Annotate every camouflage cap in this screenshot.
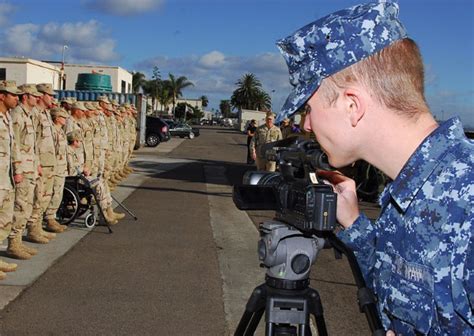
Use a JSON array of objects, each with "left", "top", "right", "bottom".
[
  {"left": 50, "top": 107, "right": 69, "bottom": 119},
  {"left": 18, "top": 84, "right": 43, "bottom": 97},
  {"left": 67, "top": 130, "right": 81, "bottom": 143},
  {"left": 0, "top": 80, "right": 23, "bottom": 95},
  {"left": 70, "top": 97, "right": 77, "bottom": 103},
  {"left": 36, "top": 83, "right": 55, "bottom": 96},
  {"left": 84, "top": 102, "right": 96, "bottom": 110},
  {"left": 97, "top": 95, "right": 110, "bottom": 103},
  {"left": 110, "top": 99, "right": 120, "bottom": 107},
  {"left": 265, "top": 112, "right": 275, "bottom": 120},
  {"left": 122, "top": 102, "right": 131, "bottom": 109},
  {"left": 61, "top": 97, "right": 75, "bottom": 104},
  {"left": 71, "top": 101, "right": 87, "bottom": 111},
  {"left": 276, "top": 1, "right": 407, "bottom": 122}
]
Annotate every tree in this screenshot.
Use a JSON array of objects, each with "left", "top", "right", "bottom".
[
  {"left": 220, "top": 100, "right": 231, "bottom": 118},
  {"left": 253, "top": 90, "right": 271, "bottom": 112},
  {"left": 230, "top": 73, "right": 265, "bottom": 111},
  {"left": 167, "top": 73, "right": 194, "bottom": 118},
  {"left": 200, "top": 95, "right": 209, "bottom": 108},
  {"left": 132, "top": 71, "right": 146, "bottom": 93}
]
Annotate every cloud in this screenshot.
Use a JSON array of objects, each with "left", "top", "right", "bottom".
[
  {"left": 0, "top": 2, "right": 15, "bottom": 27},
  {"left": 83, "top": 0, "right": 164, "bottom": 16},
  {"left": 134, "top": 51, "right": 292, "bottom": 111},
  {"left": 0, "top": 20, "right": 119, "bottom": 63}
]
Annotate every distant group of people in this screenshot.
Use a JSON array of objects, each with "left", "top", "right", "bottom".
[
  {"left": 246, "top": 112, "right": 302, "bottom": 171},
  {"left": 0, "top": 80, "right": 137, "bottom": 281}
]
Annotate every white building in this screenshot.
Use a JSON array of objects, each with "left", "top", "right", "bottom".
[
  {"left": 47, "top": 62, "right": 133, "bottom": 93},
  {"left": 0, "top": 57, "right": 61, "bottom": 88}
]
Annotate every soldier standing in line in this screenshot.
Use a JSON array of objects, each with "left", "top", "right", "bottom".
[
  {"left": 80, "top": 103, "right": 94, "bottom": 175},
  {"left": 280, "top": 117, "right": 292, "bottom": 139},
  {"left": 65, "top": 102, "right": 88, "bottom": 172},
  {"left": 104, "top": 101, "right": 120, "bottom": 188},
  {"left": 122, "top": 103, "right": 136, "bottom": 175},
  {"left": 0, "top": 81, "right": 24, "bottom": 275},
  {"left": 116, "top": 106, "right": 129, "bottom": 181},
  {"left": 60, "top": 97, "right": 74, "bottom": 113},
  {"left": 43, "top": 107, "right": 69, "bottom": 230},
  {"left": 10, "top": 85, "right": 53, "bottom": 257},
  {"left": 250, "top": 112, "right": 282, "bottom": 172},
  {"left": 27, "top": 83, "right": 61, "bottom": 235}
]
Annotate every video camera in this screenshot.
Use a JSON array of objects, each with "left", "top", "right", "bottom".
[{"left": 233, "top": 136, "right": 337, "bottom": 234}]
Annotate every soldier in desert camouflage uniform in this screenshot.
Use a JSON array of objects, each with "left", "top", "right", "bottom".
[
  {"left": 43, "top": 107, "right": 69, "bottom": 230},
  {"left": 0, "top": 81, "right": 23, "bottom": 275},
  {"left": 250, "top": 112, "right": 282, "bottom": 172},
  {"left": 65, "top": 130, "right": 119, "bottom": 225},
  {"left": 27, "top": 83, "right": 61, "bottom": 236},
  {"left": 9, "top": 84, "right": 53, "bottom": 260},
  {"left": 277, "top": 2, "right": 473, "bottom": 334}
]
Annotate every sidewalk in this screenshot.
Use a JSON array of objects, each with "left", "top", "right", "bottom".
[{"left": 0, "top": 138, "right": 186, "bottom": 310}]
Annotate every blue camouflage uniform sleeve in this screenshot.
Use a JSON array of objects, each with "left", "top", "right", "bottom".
[
  {"left": 452, "top": 213, "right": 474, "bottom": 328},
  {"left": 336, "top": 213, "right": 377, "bottom": 285}
]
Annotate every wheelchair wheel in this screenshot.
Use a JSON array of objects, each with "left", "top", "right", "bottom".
[
  {"left": 57, "top": 185, "right": 80, "bottom": 225},
  {"left": 84, "top": 213, "right": 97, "bottom": 228}
]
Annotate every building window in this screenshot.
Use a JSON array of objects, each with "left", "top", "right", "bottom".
[
  {"left": 0, "top": 68, "right": 6, "bottom": 81},
  {"left": 121, "top": 80, "right": 126, "bottom": 93}
]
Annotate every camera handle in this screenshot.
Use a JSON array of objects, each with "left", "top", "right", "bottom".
[{"left": 326, "top": 233, "right": 385, "bottom": 336}]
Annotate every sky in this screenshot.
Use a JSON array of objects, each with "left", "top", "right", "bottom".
[{"left": 0, "top": 0, "right": 473, "bottom": 129}]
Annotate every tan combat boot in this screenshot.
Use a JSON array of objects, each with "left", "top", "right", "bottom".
[
  {"left": 45, "top": 218, "right": 66, "bottom": 233},
  {"left": 6, "top": 236, "right": 33, "bottom": 260},
  {"left": 109, "top": 175, "right": 119, "bottom": 185},
  {"left": 111, "top": 208, "right": 125, "bottom": 220},
  {"left": 0, "top": 271, "right": 5, "bottom": 281},
  {"left": 26, "top": 223, "right": 50, "bottom": 244},
  {"left": 0, "top": 258, "right": 17, "bottom": 272},
  {"left": 104, "top": 208, "right": 118, "bottom": 225},
  {"left": 41, "top": 227, "right": 56, "bottom": 240}
]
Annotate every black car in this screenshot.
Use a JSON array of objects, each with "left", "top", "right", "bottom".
[
  {"left": 145, "top": 116, "right": 171, "bottom": 147},
  {"left": 166, "top": 121, "right": 200, "bottom": 139}
]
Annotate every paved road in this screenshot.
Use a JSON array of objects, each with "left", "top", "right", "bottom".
[{"left": 0, "top": 126, "right": 380, "bottom": 335}]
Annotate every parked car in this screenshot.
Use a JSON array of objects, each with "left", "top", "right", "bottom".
[
  {"left": 145, "top": 116, "right": 171, "bottom": 147},
  {"left": 166, "top": 121, "right": 200, "bottom": 139}
]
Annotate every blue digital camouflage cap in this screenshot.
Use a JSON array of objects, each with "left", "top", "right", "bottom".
[{"left": 276, "top": 1, "right": 407, "bottom": 122}]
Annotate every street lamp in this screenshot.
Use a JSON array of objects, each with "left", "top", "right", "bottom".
[
  {"left": 271, "top": 89, "right": 276, "bottom": 111},
  {"left": 61, "top": 45, "right": 68, "bottom": 90}
]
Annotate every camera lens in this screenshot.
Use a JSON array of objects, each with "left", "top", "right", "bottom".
[{"left": 291, "top": 254, "right": 310, "bottom": 274}]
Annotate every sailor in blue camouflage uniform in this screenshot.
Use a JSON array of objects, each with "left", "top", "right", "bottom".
[{"left": 276, "top": 1, "right": 473, "bottom": 335}]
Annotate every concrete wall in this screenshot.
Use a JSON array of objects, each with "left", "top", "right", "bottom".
[
  {"left": 63, "top": 64, "right": 132, "bottom": 93},
  {"left": 0, "top": 58, "right": 60, "bottom": 88}
]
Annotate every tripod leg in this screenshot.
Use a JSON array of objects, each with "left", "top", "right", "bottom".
[
  {"left": 307, "top": 289, "right": 327, "bottom": 336},
  {"left": 111, "top": 194, "right": 138, "bottom": 220},
  {"left": 235, "top": 284, "right": 267, "bottom": 336}
]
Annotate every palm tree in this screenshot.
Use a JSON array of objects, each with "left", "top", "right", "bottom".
[
  {"left": 220, "top": 100, "right": 231, "bottom": 118},
  {"left": 200, "top": 95, "right": 209, "bottom": 109},
  {"left": 132, "top": 71, "right": 146, "bottom": 93},
  {"left": 156, "top": 80, "right": 173, "bottom": 113},
  {"left": 167, "top": 73, "right": 194, "bottom": 117},
  {"left": 230, "top": 73, "right": 264, "bottom": 111},
  {"left": 254, "top": 90, "right": 271, "bottom": 112}
]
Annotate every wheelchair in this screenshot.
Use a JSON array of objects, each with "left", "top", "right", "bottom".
[{"left": 57, "top": 175, "right": 103, "bottom": 228}]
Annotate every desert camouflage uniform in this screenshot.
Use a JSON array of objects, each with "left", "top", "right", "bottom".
[
  {"left": 250, "top": 124, "right": 282, "bottom": 171},
  {"left": 80, "top": 118, "right": 94, "bottom": 174},
  {"left": 44, "top": 123, "right": 68, "bottom": 220},
  {"left": 96, "top": 111, "right": 109, "bottom": 176},
  {"left": 65, "top": 117, "right": 86, "bottom": 167},
  {"left": 120, "top": 115, "right": 130, "bottom": 170},
  {"left": 28, "top": 108, "right": 56, "bottom": 227},
  {"left": 338, "top": 118, "right": 473, "bottom": 334},
  {"left": 0, "top": 111, "right": 22, "bottom": 241},
  {"left": 10, "top": 104, "right": 37, "bottom": 238},
  {"left": 104, "top": 112, "right": 118, "bottom": 178}
]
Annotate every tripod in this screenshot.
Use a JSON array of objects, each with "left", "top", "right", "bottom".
[{"left": 235, "top": 221, "right": 385, "bottom": 336}]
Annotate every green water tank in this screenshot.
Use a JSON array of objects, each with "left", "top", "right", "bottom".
[{"left": 75, "top": 73, "right": 112, "bottom": 92}]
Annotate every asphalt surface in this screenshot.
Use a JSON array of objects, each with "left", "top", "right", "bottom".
[{"left": 0, "top": 126, "right": 381, "bottom": 335}]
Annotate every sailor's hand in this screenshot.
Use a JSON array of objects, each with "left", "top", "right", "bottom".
[{"left": 317, "top": 170, "right": 359, "bottom": 229}]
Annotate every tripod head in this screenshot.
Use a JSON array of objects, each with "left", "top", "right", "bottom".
[{"left": 258, "top": 221, "right": 325, "bottom": 288}]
